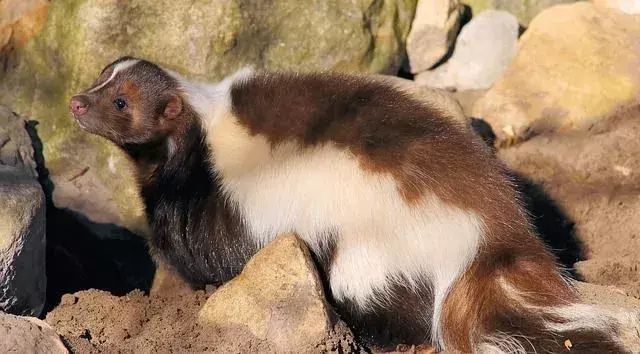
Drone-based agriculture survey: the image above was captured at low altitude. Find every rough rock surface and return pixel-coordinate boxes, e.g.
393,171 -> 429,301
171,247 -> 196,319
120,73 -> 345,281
405,0 -> 462,73
0,0 -> 417,236
0,106 -> 46,317
472,2 -> 640,146
0,311 -> 68,353
415,10 -> 519,91
594,0 -> 640,14
198,233 -> 334,351
463,0 -> 580,25
0,0 -> 50,58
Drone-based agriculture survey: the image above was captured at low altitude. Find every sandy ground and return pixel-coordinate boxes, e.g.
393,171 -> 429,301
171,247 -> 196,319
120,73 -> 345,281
45,286 -> 364,353
498,104 -> 640,298
42,95 -> 640,353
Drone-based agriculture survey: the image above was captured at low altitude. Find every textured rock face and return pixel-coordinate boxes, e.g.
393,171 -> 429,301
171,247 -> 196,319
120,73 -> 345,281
198,233 -> 334,351
405,0 -> 462,73
463,0 -> 580,25
0,106 -> 46,317
593,0 -> 640,14
0,0 -> 50,57
0,0 -> 417,235
0,311 -> 68,354
472,2 -> 640,146
415,10 -> 519,91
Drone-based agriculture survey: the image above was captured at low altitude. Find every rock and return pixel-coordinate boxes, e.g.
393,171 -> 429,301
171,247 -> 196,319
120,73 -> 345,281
0,0 -> 417,236
472,2 -> 640,147
0,0 -> 50,58
415,10 -> 519,91
0,106 -> 46,317
0,311 -> 68,354
198,233 -> 334,351
593,0 -> 640,14
406,0 -> 462,74
463,0 -> 580,25
452,89 -> 488,117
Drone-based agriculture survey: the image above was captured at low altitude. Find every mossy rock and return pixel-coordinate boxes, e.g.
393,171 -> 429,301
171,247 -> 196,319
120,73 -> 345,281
463,0 -> 581,25
0,0 -> 417,235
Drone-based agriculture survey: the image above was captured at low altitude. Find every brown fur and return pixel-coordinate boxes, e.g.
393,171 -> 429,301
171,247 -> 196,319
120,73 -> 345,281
229,71 -> 625,352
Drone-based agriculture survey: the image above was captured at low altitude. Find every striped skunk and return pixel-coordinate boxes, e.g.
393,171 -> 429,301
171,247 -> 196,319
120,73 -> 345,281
69,56 -> 630,353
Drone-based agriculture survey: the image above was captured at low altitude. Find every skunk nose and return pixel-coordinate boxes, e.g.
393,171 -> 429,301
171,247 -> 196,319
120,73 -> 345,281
69,95 -> 90,116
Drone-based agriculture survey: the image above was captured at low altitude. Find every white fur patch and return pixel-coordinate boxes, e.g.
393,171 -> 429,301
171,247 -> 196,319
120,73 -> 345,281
216,142 -> 481,348
170,66 -> 254,130
88,59 -> 140,93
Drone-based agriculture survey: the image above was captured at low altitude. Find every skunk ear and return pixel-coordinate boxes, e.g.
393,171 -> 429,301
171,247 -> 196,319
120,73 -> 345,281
162,94 -> 182,119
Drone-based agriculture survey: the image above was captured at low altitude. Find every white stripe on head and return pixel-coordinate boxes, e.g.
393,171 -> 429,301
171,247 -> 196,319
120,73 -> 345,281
88,59 -> 140,93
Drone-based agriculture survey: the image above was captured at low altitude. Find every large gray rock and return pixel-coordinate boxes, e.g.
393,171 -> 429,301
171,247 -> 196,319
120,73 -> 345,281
415,10 -> 519,91
0,106 -> 46,317
405,0 -> 462,74
0,311 -> 68,354
0,0 -> 417,236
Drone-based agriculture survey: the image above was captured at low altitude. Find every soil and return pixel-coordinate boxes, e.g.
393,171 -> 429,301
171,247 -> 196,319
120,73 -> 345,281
45,286 -> 364,353
498,104 -> 640,298
41,96 -> 640,353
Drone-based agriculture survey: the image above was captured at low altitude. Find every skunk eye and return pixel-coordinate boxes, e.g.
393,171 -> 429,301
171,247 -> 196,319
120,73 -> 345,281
114,98 -> 127,111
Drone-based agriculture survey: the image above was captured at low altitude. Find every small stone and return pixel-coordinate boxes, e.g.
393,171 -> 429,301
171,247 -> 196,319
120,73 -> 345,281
0,311 -> 68,353
405,0 -> 462,73
415,10 -> 519,91
564,339 -> 572,350
59,294 -> 79,306
198,233 -> 333,351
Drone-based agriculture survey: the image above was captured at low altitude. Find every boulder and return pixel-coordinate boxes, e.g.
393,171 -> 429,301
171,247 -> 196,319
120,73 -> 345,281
198,233 -> 334,351
405,0 -> 462,74
473,2 -> 640,147
415,10 -> 519,91
593,0 -> 640,14
0,0 -> 417,236
462,0 -> 580,25
0,0 -> 50,58
0,311 -> 68,353
0,106 -> 46,317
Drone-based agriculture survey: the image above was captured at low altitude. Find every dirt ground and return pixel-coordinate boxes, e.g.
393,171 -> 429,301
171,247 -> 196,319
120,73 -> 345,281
498,104 -> 640,298
45,286 -> 363,353
42,98 -> 640,353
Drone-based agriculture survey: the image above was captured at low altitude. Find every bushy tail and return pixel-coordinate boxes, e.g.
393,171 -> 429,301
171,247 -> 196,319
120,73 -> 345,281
439,247 -> 637,353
